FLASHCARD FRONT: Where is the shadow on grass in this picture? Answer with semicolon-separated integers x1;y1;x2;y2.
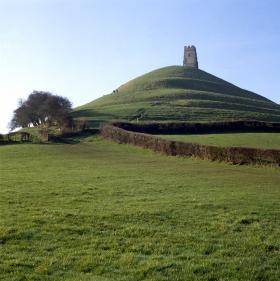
49;129;99;144
71;109;117;119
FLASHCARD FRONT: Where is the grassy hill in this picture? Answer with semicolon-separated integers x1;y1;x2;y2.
73;66;280;126
1;135;280;280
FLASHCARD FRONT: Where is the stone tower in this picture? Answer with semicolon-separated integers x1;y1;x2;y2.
183;45;198;68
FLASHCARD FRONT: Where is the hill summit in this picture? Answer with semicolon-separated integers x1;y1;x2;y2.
73;48;280;126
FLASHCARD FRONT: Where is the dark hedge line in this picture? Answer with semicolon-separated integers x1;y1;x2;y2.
0;132;33;144
101;124;280;166
113;120;280;134
0;129;99;145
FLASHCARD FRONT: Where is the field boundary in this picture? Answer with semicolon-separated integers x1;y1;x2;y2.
0;129;99;145
100;124;280;166
113;120;280;134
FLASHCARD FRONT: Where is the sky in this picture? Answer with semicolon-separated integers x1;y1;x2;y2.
0;0;279;133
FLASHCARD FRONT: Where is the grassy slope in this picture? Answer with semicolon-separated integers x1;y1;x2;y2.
73;66;280;126
0;136;280;281
157;132;280;150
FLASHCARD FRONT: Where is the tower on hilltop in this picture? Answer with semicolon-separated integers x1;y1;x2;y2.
183;45;198;68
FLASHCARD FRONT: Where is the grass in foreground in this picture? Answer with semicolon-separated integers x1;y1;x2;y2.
0;135;279;280
157;132;280;150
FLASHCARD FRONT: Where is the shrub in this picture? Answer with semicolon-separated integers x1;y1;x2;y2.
113;120;280;134
101;124;280;166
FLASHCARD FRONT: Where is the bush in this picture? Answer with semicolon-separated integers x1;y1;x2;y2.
113;120;280;134
101;124;280;166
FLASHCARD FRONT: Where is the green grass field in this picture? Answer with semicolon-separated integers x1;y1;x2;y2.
0;136;279;280
156;132;280;150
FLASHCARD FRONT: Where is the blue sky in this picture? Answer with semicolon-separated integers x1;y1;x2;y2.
0;0;279;133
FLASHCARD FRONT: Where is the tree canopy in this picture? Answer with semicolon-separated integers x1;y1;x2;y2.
10;91;72;130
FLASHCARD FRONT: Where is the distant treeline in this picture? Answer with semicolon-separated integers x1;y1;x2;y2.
101;124;280;166
113;120;280;134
